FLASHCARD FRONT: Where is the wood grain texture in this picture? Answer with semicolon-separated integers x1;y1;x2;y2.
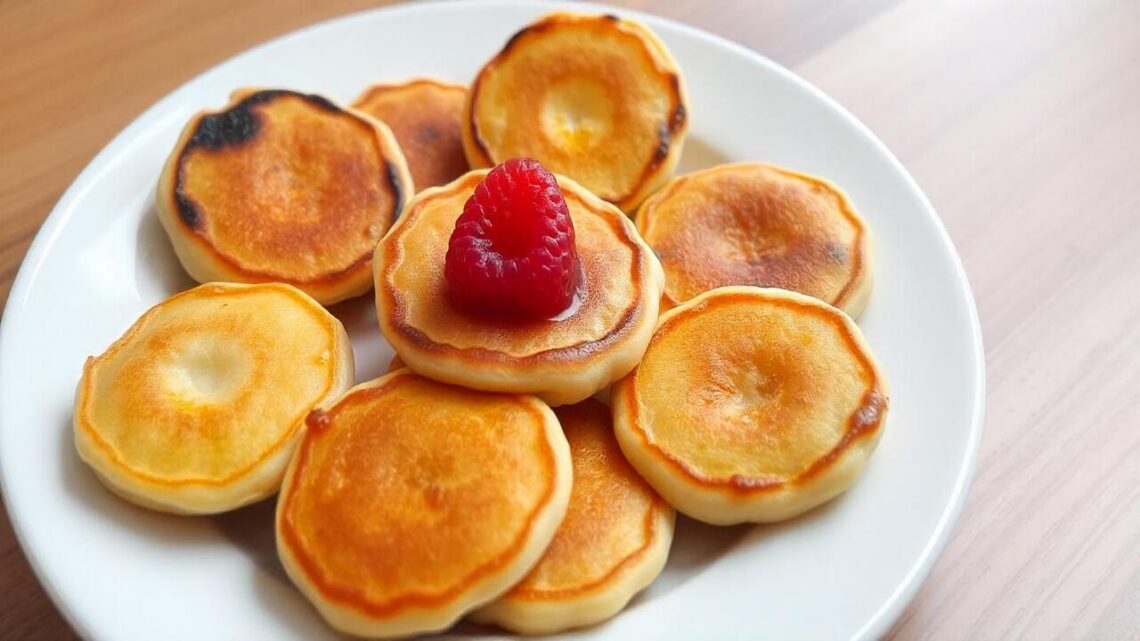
1;0;1138;639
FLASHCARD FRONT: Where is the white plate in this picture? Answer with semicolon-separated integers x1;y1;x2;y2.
0;2;984;639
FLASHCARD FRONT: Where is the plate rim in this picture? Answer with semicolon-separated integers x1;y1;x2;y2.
0;1;986;639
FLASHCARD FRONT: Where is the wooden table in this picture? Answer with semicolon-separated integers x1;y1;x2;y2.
2;1;1138;638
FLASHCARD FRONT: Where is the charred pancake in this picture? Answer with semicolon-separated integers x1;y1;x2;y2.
637;163;873;316
353;79;469;191
612;287;888;524
156;88;413;306
74;283;353;515
276;370;572;638
374;170;665;406
464;12;688;212
472;399;674;634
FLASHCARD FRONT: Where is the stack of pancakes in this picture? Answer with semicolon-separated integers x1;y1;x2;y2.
74;10;889;638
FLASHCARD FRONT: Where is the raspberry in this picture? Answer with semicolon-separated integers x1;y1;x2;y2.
445;158;582;318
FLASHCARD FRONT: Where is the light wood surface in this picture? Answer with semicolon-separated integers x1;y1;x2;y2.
2;0;1138;638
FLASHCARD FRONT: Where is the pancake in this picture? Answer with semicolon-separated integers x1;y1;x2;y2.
374;169;665;406
156;88;413;306
275;370;572;637
637;163;873;317
74;283;353;515
472;399;674;634
612;286;888;525
386;354;406;373
464;12;688;212
353;79;469;191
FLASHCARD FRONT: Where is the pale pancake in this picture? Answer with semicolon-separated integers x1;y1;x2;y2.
464;12;688;211
472;399;674;634
637;163;873;316
74;283;353;514
374;170;665;406
156;88;413;306
276;370;572;637
613;286;888;524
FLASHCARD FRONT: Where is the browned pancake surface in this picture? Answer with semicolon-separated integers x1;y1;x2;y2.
466;13;685;210
354;80;468;191
76;283;344;486
620;289;886;493
278;373;562;616
506;399;665;600
174;90;402;285
637;164;868;310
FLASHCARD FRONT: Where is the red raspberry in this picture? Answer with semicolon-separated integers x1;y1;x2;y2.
445;158;582;318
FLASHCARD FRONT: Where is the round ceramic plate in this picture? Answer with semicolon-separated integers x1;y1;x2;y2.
0;2;984;639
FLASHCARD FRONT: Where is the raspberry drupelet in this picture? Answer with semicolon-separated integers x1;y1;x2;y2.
445;158;582;318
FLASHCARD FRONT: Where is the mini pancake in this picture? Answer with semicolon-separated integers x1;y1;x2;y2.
157;88;413;306
612;286;888;525
637;163;873;317
353;79;469;191
275;370;571;638
74;283;353;515
386;354;406;373
374;170;665;406
472;399;674;634
464;12;688;212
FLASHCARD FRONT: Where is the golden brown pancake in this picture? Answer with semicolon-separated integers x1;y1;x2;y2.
74;283;353;514
353;79;469;191
276;370;571;637
374;170;665;406
156;88;413;306
612;286;888;524
464;12;688;211
472;399;674;634
637;163;873;317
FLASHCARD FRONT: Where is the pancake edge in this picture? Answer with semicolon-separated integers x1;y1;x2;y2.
72;282;354;515
155;88;414;306
462;11;689;212
612;286;889;525
352;77;468;109
374;169;665;406
275;370;573;638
